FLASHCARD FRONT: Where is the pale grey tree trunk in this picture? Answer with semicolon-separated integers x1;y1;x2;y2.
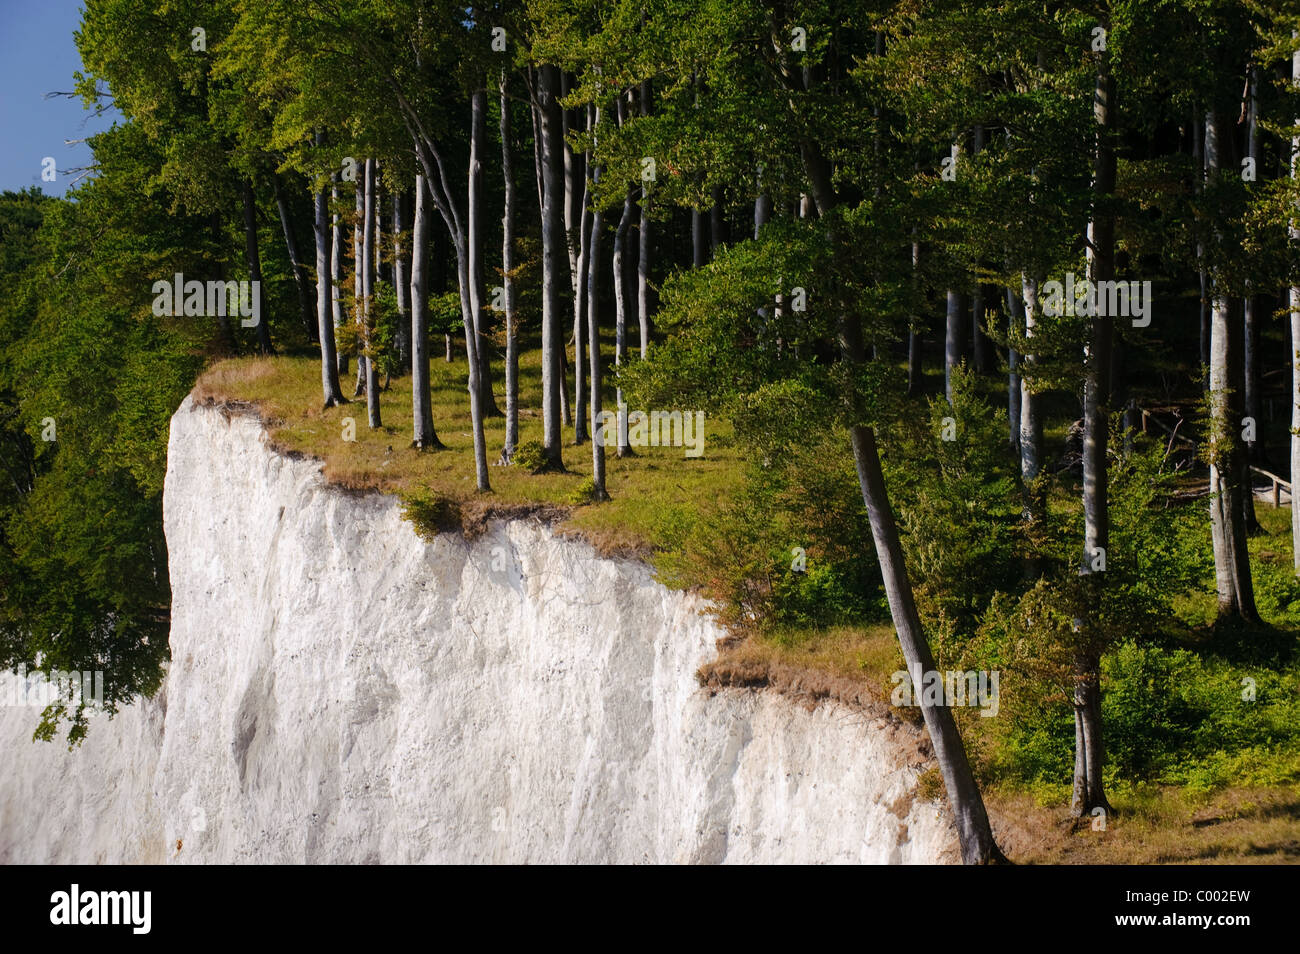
587;131;609;501
637;78;653;358
410;173;441;450
1206;108;1259;621
353;181;365;396
394;188;410;372
331;180;347;377
1243;67;1260;532
573;130;591;445
467;88;500;418
613;98;635;458
362;158;381;429
1075;64;1116;818
1020;275;1044;523
313;135;344;407
500;71;519;464
537;65;566;468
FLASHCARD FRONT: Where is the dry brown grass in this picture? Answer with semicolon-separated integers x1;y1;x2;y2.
987;785;1300;864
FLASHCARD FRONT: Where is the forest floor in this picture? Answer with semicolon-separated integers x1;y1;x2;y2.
193;335;742;557
989;785;1300;864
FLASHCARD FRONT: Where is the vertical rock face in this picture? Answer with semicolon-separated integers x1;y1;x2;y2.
0;396;957;864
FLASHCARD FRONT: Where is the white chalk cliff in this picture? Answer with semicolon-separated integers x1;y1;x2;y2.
0;396;957;864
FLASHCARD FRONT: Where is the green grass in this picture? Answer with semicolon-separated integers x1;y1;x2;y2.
195;333;744;553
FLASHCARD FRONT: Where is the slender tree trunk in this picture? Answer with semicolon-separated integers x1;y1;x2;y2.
272;170;317;342
802;140;1002;863
314;137;345;407
637;78;653;358
353;180;365;396
587;141;609;500
362;159;381;428
411;174;442;450
613;109;635;458
537;65;565;469
1206;108;1259;622
331;180;347;377
500;71;519;464
1194;110;1211;390
1020;276;1044;523
241;180;274;355
1075;62;1117;818
1291;40;1300;576
1007;288;1022;456
1243;67;1261;533
394;188;411;371
907;238;921;396
573;140;591;445
468;88;500;418
562;74;585;305
850;425;1003;863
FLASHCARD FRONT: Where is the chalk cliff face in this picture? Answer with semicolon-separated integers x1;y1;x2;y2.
0;396;957;864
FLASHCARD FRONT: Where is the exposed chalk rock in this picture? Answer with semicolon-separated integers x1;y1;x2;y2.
0;396;957;864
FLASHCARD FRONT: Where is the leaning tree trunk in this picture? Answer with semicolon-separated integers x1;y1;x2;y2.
801;138;1003;863
241;179;274;355
587;142;609;501
1075;62;1116;819
362;158;381;429
272;170;318;343
537;65;566;469
500;71;519;465
1205;108;1259;622
467;88;500;418
313;137;345;407
410;173;442;450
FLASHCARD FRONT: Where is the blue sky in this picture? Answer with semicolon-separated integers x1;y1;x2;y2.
0;2;120;198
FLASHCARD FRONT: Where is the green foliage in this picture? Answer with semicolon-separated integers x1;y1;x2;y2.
399;489;460;541
510;439;547;473
885;366;1022;638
